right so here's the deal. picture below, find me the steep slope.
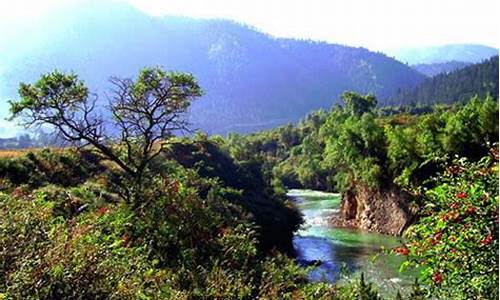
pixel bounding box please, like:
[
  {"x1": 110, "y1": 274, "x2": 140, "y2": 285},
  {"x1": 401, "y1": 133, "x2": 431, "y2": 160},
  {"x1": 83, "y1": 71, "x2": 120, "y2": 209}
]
[
  {"x1": 412, "y1": 61, "x2": 472, "y2": 77},
  {"x1": 386, "y1": 56, "x2": 499, "y2": 106},
  {"x1": 0, "y1": 0, "x2": 425, "y2": 135},
  {"x1": 385, "y1": 44, "x2": 498, "y2": 65}
]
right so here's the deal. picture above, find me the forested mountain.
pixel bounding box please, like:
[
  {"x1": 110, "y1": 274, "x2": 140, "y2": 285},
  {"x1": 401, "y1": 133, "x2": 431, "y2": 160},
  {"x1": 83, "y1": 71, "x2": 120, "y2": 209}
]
[
  {"x1": 385, "y1": 44, "x2": 498, "y2": 65},
  {"x1": 412, "y1": 61, "x2": 471, "y2": 77},
  {"x1": 0, "y1": 1, "x2": 426, "y2": 135},
  {"x1": 385, "y1": 56, "x2": 499, "y2": 106}
]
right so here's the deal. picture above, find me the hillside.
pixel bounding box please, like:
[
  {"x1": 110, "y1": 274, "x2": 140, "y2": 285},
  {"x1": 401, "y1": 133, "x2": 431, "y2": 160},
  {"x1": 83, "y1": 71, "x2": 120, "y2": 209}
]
[
  {"x1": 385, "y1": 56, "x2": 499, "y2": 106},
  {"x1": 222, "y1": 93, "x2": 499, "y2": 298},
  {"x1": 0, "y1": 1, "x2": 426, "y2": 135},
  {"x1": 412, "y1": 61, "x2": 471, "y2": 77},
  {"x1": 385, "y1": 44, "x2": 498, "y2": 65}
]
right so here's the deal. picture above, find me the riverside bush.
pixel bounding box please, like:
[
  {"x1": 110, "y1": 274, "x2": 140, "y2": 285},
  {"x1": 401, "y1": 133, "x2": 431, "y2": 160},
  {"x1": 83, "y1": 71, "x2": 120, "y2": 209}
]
[
  {"x1": 401, "y1": 151, "x2": 499, "y2": 299},
  {"x1": 0, "y1": 148, "x2": 340, "y2": 299}
]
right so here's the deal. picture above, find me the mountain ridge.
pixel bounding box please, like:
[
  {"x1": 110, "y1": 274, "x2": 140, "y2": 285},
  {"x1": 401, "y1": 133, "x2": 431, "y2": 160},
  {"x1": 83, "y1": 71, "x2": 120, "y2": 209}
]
[
  {"x1": 1, "y1": 1, "x2": 426, "y2": 134},
  {"x1": 385, "y1": 44, "x2": 498, "y2": 65},
  {"x1": 386, "y1": 56, "x2": 499, "y2": 106},
  {"x1": 411, "y1": 60, "x2": 472, "y2": 77}
]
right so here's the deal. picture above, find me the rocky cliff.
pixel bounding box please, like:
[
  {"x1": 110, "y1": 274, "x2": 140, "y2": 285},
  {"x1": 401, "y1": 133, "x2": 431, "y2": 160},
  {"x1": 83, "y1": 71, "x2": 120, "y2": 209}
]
[{"x1": 330, "y1": 185, "x2": 415, "y2": 235}]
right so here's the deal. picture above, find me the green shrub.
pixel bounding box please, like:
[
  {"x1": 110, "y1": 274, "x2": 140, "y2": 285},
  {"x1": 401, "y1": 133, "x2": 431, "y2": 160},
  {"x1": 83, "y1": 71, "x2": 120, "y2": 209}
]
[
  {"x1": 402, "y1": 153, "x2": 499, "y2": 299},
  {"x1": 0, "y1": 149, "x2": 103, "y2": 188},
  {"x1": 0, "y1": 156, "x2": 337, "y2": 299},
  {"x1": 335, "y1": 273, "x2": 382, "y2": 300}
]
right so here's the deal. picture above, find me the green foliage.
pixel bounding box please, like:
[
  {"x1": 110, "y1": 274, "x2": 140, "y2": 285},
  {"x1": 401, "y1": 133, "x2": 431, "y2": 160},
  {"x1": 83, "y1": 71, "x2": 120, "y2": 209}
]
[
  {"x1": 0, "y1": 140, "x2": 337, "y2": 299},
  {"x1": 342, "y1": 92, "x2": 378, "y2": 116},
  {"x1": 9, "y1": 67, "x2": 204, "y2": 204},
  {"x1": 164, "y1": 138, "x2": 303, "y2": 253},
  {"x1": 227, "y1": 93, "x2": 498, "y2": 198},
  {"x1": 3, "y1": 84, "x2": 499, "y2": 298},
  {"x1": 0, "y1": 149, "x2": 103, "y2": 188},
  {"x1": 385, "y1": 96, "x2": 498, "y2": 189},
  {"x1": 387, "y1": 56, "x2": 499, "y2": 106},
  {"x1": 407, "y1": 278, "x2": 428, "y2": 299},
  {"x1": 321, "y1": 109, "x2": 386, "y2": 191},
  {"x1": 402, "y1": 154, "x2": 499, "y2": 299},
  {"x1": 221, "y1": 93, "x2": 499, "y2": 298},
  {"x1": 9, "y1": 71, "x2": 88, "y2": 118},
  {"x1": 443, "y1": 96, "x2": 498, "y2": 158},
  {"x1": 335, "y1": 274, "x2": 382, "y2": 300}
]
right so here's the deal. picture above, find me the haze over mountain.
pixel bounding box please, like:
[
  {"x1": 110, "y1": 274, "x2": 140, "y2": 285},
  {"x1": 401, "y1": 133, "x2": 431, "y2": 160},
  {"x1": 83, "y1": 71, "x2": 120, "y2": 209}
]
[
  {"x1": 411, "y1": 61, "x2": 472, "y2": 77},
  {"x1": 0, "y1": 1, "x2": 427, "y2": 135},
  {"x1": 385, "y1": 44, "x2": 498, "y2": 65},
  {"x1": 386, "y1": 56, "x2": 499, "y2": 106}
]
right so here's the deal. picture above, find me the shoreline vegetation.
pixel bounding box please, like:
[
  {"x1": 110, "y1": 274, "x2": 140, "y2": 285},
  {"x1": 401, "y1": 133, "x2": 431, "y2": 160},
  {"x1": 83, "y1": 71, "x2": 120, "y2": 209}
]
[{"x1": 0, "y1": 67, "x2": 498, "y2": 299}]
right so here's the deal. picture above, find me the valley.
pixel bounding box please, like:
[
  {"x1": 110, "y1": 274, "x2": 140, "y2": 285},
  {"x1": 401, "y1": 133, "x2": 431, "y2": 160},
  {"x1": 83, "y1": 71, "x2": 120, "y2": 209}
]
[{"x1": 0, "y1": 1, "x2": 498, "y2": 299}]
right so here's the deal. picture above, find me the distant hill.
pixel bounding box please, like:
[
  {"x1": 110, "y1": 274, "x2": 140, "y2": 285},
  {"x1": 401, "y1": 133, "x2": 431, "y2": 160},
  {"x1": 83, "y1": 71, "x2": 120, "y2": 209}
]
[
  {"x1": 412, "y1": 61, "x2": 472, "y2": 77},
  {"x1": 385, "y1": 56, "x2": 499, "y2": 106},
  {"x1": 385, "y1": 44, "x2": 498, "y2": 65},
  {"x1": 0, "y1": 1, "x2": 425, "y2": 135}
]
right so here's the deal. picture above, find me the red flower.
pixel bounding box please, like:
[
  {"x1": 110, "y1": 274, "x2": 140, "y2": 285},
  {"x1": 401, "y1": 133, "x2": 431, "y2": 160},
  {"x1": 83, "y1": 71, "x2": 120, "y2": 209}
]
[
  {"x1": 447, "y1": 165, "x2": 462, "y2": 174},
  {"x1": 464, "y1": 206, "x2": 477, "y2": 216},
  {"x1": 121, "y1": 234, "x2": 130, "y2": 247},
  {"x1": 430, "y1": 232, "x2": 443, "y2": 246},
  {"x1": 481, "y1": 235, "x2": 493, "y2": 246},
  {"x1": 432, "y1": 271, "x2": 443, "y2": 284},
  {"x1": 443, "y1": 211, "x2": 461, "y2": 222},
  {"x1": 171, "y1": 181, "x2": 180, "y2": 194},
  {"x1": 456, "y1": 192, "x2": 467, "y2": 199},
  {"x1": 450, "y1": 248, "x2": 457, "y2": 253},
  {"x1": 98, "y1": 207, "x2": 108, "y2": 215},
  {"x1": 393, "y1": 247, "x2": 409, "y2": 256}
]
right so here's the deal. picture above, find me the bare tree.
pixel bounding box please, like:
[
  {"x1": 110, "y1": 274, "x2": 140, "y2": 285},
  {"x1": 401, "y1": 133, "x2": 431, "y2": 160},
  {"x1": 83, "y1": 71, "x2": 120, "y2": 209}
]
[
  {"x1": 9, "y1": 67, "x2": 202, "y2": 198},
  {"x1": 108, "y1": 68, "x2": 202, "y2": 183}
]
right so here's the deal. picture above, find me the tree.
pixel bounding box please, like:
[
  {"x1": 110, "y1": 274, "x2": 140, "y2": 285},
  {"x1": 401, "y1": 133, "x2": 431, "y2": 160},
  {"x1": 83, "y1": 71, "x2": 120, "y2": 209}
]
[
  {"x1": 342, "y1": 91, "x2": 377, "y2": 116},
  {"x1": 320, "y1": 98, "x2": 385, "y2": 191},
  {"x1": 9, "y1": 67, "x2": 202, "y2": 199}
]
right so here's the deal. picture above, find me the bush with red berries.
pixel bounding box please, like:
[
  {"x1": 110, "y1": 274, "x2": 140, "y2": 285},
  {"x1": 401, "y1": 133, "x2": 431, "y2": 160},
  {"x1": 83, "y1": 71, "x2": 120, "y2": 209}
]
[{"x1": 402, "y1": 152, "x2": 498, "y2": 299}]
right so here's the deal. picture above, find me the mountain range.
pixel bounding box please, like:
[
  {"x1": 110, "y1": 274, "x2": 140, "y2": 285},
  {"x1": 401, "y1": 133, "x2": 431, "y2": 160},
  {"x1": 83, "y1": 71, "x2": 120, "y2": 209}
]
[
  {"x1": 386, "y1": 56, "x2": 498, "y2": 106},
  {"x1": 0, "y1": 1, "x2": 497, "y2": 135},
  {"x1": 411, "y1": 61, "x2": 472, "y2": 77},
  {"x1": 385, "y1": 44, "x2": 498, "y2": 65}
]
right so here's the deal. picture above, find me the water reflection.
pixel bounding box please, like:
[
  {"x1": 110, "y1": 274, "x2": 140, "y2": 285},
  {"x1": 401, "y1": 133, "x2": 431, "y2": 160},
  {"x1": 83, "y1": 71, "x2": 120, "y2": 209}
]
[{"x1": 294, "y1": 236, "x2": 375, "y2": 282}]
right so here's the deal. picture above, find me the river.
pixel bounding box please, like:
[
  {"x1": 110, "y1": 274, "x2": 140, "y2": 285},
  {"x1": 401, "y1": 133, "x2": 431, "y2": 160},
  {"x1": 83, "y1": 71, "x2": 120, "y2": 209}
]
[{"x1": 289, "y1": 189, "x2": 418, "y2": 296}]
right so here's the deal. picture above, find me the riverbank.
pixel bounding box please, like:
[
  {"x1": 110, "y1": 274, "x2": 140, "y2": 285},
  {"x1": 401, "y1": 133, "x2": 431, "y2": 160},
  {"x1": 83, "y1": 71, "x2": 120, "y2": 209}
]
[{"x1": 288, "y1": 189, "x2": 418, "y2": 296}]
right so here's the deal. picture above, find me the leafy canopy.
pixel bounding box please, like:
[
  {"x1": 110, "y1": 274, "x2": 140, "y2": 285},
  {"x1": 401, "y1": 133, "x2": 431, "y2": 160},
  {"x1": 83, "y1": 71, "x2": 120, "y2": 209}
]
[{"x1": 9, "y1": 67, "x2": 202, "y2": 199}]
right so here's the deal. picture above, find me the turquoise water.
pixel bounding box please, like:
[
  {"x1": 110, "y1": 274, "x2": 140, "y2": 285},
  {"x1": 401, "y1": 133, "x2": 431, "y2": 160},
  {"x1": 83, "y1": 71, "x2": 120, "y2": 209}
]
[{"x1": 289, "y1": 189, "x2": 418, "y2": 296}]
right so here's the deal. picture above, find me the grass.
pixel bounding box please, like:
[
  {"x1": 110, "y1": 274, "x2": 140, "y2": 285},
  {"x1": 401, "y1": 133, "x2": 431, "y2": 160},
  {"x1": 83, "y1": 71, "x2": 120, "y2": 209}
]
[{"x1": 0, "y1": 148, "x2": 66, "y2": 159}]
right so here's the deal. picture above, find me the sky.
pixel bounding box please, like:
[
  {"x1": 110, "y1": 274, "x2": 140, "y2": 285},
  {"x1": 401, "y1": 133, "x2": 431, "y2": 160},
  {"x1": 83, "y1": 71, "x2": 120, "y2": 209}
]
[{"x1": 0, "y1": 0, "x2": 498, "y2": 51}]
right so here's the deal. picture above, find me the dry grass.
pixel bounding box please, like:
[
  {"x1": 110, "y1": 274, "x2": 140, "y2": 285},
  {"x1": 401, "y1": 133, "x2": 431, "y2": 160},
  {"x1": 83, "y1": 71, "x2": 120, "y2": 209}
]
[
  {"x1": 0, "y1": 147, "x2": 67, "y2": 159},
  {"x1": 377, "y1": 113, "x2": 419, "y2": 127},
  {"x1": 0, "y1": 149, "x2": 31, "y2": 158}
]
